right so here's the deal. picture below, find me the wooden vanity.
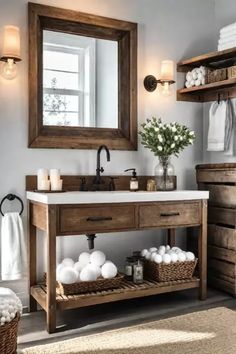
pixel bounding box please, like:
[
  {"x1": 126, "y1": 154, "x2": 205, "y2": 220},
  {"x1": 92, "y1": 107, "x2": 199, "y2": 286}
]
[{"x1": 27, "y1": 176, "x2": 208, "y2": 333}]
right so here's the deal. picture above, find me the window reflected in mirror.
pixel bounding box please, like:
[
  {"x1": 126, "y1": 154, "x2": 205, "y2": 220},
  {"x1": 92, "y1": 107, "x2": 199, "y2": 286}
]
[{"x1": 43, "y1": 30, "x2": 118, "y2": 129}]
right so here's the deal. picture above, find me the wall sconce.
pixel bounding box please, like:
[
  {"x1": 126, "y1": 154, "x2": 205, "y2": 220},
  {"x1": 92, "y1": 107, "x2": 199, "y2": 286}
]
[
  {"x1": 0, "y1": 26, "x2": 21, "y2": 80},
  {"x1": 144, "y1": 60, "x2": 175, "y2": 96}
]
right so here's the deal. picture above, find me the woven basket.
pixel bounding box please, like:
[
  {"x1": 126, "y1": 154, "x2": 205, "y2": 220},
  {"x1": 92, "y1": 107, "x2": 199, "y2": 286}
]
[
  {"x1": 45, "y1": 273, "x2": 124, "y2": 295},
  {"x1": 227, "y1": 66, "x2": 236, "y2": 79},
  {"x1": 205, "y1": 68, "x2": 227, "y2": 84},
  {"x1": 0, "y1": 313, "x2": 20, "y2": 354},
  {"x1": 144, "y1": 259, "x2": 197, "y2": 282}
]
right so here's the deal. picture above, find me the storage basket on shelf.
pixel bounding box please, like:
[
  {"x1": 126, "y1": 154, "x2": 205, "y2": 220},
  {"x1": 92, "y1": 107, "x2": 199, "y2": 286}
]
[
  {"x1": 0, "y1": 313, "x2": 20, "y2": 354},
  {"x1": 144, "y1": 259, "x2": 197, "y2": 282},
  {"x1": 205, "y1": 68, "x2": 227, "y2": 84},
  {"x1": 227, "y1": 65, "x2": 236, "y2": 79},
  {"x1": 45, "y1": 273, "x2": 124, "y2": 295}
]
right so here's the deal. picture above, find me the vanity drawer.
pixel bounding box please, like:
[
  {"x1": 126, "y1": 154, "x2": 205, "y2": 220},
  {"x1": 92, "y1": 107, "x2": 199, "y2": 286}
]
[
  {"x1": 59, "y1": 205, "x2": 136, "y2": 234},
  {"x1": 139, "y1": 201, "x2": 201, "y2": 228}
]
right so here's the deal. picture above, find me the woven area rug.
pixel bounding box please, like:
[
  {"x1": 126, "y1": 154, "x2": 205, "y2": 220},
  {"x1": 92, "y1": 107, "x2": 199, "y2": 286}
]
[{"x1": 22, "y1": 307, "x2": 236, "y2": 354}]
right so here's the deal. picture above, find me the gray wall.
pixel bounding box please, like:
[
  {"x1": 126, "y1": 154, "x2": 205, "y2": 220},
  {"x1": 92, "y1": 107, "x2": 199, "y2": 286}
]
[
  {"x1": 0, "y1": 0, "x2": 215, "y2": 305},
  {"x1": 203, "y1": 0, "x2": 236, "y2": 163}
]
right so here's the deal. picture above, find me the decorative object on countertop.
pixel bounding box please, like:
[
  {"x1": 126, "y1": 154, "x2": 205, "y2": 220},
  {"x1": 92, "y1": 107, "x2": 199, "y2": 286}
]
[
  {"x1": 217, "y1": 22, "x2": 236, "y2": 51},
  {"x1": 139, "y1": 118, "x2": 195, "y2": 191},
  {"x1": 0, "y1": 287, "x2": 22, "y2": 354},
  {"x1": 0, "y1": 195, "x2": 26, "y2": 281},
  {"x1": 37, "y1": 168, "x2": 50, "y2": 191},
  {"x1": 146, "y1": 179, "x2": 157, "y2": 191},
  {"x1": 141, "y1": 245, "x2": 197, "y2": 282},
  {"x1": 185, "y1": 66, "x2": 206, "y2": 88},
  {"x1": 207, "y1": 99, "x2": 233, "y2": 152},
  {"x1": 124, "y1": 168, "x2": 139, "y2": 191},
  {"x1": 53, "y1": 251, "x2": 122, "y2": 295},
  {"x1": 50, "y1": 169, "x2": 63, "y2": 191}
]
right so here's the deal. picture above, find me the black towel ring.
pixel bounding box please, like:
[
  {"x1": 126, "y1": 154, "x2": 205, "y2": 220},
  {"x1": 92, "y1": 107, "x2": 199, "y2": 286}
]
[{"x1": 0, "y1": 194, "x2": 24, "y2": 216}]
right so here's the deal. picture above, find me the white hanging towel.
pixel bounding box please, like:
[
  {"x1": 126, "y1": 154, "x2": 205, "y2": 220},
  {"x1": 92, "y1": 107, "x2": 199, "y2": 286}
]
[
  {"x1": 1, "y1": 212, "x2": 27, "y2": 280},
  {"x1": 207, "y1": 101, "x2": 227, "y2": 151}
]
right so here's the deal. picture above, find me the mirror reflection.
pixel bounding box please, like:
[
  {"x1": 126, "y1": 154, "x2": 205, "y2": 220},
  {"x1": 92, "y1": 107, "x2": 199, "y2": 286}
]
[{"x1": 43, "y1": 30, "x2": 118, "y2": 128}]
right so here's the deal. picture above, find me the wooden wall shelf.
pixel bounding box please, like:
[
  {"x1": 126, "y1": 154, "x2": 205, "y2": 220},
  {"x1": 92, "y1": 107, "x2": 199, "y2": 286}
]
[{"x1": 177, "y1": 47, "x2": 236, "y2": 102}]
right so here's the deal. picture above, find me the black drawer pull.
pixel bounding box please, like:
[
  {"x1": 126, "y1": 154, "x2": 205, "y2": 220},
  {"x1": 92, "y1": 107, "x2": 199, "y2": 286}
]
[
  {"x1": 160, "y1": 212, "x2": 180, "y2": 217},
  {"x1": 87, "y1": 216, "x2": 113, "y2": 222}
]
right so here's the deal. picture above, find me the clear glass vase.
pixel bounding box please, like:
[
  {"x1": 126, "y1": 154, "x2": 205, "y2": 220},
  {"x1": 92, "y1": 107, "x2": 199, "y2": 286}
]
[{"x1": 154, "y1": 157, "x2": 176, "y2": 191}]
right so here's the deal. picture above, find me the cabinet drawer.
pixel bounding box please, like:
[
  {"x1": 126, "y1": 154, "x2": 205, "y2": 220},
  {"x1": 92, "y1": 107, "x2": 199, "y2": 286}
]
[
  {"x1": 139, "y1": 201, "x2": 200, "y2": 228},
  {"x1": 59, "y1": 205, "x2": 136, "y2": 234}
]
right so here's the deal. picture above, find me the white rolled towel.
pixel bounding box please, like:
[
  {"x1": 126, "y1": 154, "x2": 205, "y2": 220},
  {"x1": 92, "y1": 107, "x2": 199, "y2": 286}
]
[
  {"x1": 186, "y1": 71, "x2": 192, "y2": 82},
  {"x1": 202, "y1": 77, "x2": 205, "y2": 85},
  {"x1": 190, "y1": 80, "x2": 195, "y2": 87},
  {"x1": 197, "y1": 72, "x2": 203, "y2": 80},
  {"x1": 195, "y1": 79, "x2": 201, "y2": 86},
  {"x1": 185, "y1": 81, "x2": 191, "y2": 88}
]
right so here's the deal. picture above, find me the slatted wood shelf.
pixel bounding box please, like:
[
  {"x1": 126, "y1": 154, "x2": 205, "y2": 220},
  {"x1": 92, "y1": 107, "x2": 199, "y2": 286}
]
[
  {"x1": 177, "y1": 47, "x2": 236, "y2": 72},
  {"x1": 31, "y1": 277, "x2": 200, "y2": 311},
  {"x1": 177, "y1": 47, "x2": 236, "y2": 102}
]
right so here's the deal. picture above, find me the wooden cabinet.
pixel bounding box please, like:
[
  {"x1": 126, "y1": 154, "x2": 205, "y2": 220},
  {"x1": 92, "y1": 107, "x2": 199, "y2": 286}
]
[
  {"x1": 27, "y1": 181, "x2": 208, "y2": 334},
  {"x1": 196, "y1": 163, "x2": 236, "y2": 296}
]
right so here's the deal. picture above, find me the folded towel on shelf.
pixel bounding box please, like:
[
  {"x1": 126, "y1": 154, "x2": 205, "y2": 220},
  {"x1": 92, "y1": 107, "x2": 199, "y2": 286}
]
[
  {"x1": 218, "y1": 35, "x2": 236, "y2": 45},
  {"x1": 1, "y1": 212, "x2": 27, "y2": 280},
  {"x1": 218, "y1": 41, "x2": 236, "y2": 51},
  {"x1": 207, "y1": 101, "x2": 227, "y2": 151},
  {"x1": 220, "y1": 22, "x2": 236, "y2": 35}
]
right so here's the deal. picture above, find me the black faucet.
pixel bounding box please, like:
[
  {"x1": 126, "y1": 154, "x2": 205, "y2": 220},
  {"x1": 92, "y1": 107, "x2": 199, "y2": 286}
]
[{"x1": 93, "y1": 145, "x2": 110, "y2": 187}]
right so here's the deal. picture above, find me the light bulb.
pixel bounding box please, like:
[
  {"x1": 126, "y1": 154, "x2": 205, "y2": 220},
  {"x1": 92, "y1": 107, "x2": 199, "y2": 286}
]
[
  {"x1": 0, "y1": 59, "x2": 18, "y2": 80},
  {"x1": 161, "y1": 82, "x2": 172, "y2": 96}
]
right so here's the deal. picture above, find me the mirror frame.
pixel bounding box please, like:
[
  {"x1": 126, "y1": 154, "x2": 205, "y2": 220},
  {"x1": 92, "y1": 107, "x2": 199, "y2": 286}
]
[{"x1": 28, "y1": 2, "x2": 137, "y2": 150}]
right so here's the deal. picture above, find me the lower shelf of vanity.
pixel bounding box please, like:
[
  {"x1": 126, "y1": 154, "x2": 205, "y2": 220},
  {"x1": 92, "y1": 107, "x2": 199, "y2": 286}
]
[{"x1": 31, "y1": 277, "x2": 200, "y2": 311}]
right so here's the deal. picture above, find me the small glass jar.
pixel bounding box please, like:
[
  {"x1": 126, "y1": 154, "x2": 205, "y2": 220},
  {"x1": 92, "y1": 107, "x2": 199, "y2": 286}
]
[
  {"x1": 125, "y1": 256, "x2": 135, "y2": 281},
  {"x1": 133, "y1": 260, "x2": 143, "y2": 284}
]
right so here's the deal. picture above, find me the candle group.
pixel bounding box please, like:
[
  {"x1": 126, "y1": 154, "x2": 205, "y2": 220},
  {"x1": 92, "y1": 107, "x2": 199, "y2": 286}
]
[{"x1": 37, "y1": 168, "x2": 63, "y2": 191}]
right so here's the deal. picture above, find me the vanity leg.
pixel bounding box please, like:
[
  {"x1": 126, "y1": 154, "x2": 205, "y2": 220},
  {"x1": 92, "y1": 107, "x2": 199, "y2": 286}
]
[
  {"x1": 167, "y1": 228, "x2": 175, "y2": 247},
  {"x1": 46, "y1": 205, "x2": 57, "y2": 333},
  {"x1": 198, "y1": 199, "x2": 207, "y2": 300},
  {"x1": 28, "y1": 202, "x2": 37, "y2": 312}
]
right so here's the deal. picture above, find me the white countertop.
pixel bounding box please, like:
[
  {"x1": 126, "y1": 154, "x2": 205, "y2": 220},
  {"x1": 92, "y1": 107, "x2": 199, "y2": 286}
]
[{"x1": 26, "y1": 190, "x2": 209, "y2": 205}]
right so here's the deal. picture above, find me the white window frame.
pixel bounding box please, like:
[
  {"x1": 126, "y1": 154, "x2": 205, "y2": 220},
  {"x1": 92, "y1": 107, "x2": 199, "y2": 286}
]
[{"x1": 43, "y1": 35, "x2": 96, "y2": 127}]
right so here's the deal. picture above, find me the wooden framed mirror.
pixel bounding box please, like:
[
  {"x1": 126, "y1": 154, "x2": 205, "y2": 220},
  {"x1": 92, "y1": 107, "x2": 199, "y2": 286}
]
[{"x1": 28, "y1": 2, "x2": 137, "y2": 150}]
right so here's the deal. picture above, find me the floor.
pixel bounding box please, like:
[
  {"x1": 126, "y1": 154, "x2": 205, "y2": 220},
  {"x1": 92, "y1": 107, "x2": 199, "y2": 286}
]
[{"x1": 18, "y1": 287, "x2": 236, "y2": 352}]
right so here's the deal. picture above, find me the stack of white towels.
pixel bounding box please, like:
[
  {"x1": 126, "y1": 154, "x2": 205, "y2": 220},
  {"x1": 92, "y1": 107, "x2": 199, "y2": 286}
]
[
  {"x1": 218, "y1": 22, "x2": 236, "y2": 51},
  {"x1": 185, "y1": 66, "x2": 206, "y2": 88}
]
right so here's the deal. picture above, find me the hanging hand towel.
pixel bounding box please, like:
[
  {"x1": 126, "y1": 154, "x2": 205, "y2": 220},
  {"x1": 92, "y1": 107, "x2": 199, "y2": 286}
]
[
  {"x1": 1, "y1": 212, "x2": 27, "y2": 280},
  {"x1": 207, "y1": 101, "x2": 227, "y2": 151},
  {"x1": 224, "y1": 99, "x2": 233, "y2": 151}
]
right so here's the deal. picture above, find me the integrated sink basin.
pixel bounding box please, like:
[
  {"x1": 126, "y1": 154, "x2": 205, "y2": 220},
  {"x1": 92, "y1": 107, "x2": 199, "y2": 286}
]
[{"x1": 27, "y1": 190, "x2": 209, "y2": 205}]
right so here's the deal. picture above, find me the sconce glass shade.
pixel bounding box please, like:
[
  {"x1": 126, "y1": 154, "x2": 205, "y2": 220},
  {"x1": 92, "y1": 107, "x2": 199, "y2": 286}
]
[
  {"x1": 0, "y1": 59, "x2": 18, "y2": 80},
  {"x1": 1, "y1": 26, "x2": 21, "y2": 61},
  {"x1": 160, "y1": 60, "x2": 174, "y2": 81},
  {"x1": 161, "y1": 81, "x2": 173, "y2": 96}
]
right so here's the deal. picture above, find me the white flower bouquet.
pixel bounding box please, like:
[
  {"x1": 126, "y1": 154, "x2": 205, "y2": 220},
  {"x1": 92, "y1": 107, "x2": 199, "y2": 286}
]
[
  {"x1": 139, "y1": 117, "x2": 196, "y2": 190},
  {"x1": 139, "y1": 117, "x2": 195, "y2": 160}
]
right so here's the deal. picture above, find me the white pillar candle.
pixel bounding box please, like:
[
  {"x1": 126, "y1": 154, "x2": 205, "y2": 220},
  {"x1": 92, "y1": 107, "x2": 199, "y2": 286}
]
[
  {"x1": 39, "y1": 179, "x2": 50, "y2": 191},
  {"x1": 50, "y1": 169, "x2": 60, "y2": 180},
  {"x1": 51, "y1": 179, "x2": 63, "y2": 191},
  {"x1": 37, "y1": 168, "x2": 48, "y2": 190}
]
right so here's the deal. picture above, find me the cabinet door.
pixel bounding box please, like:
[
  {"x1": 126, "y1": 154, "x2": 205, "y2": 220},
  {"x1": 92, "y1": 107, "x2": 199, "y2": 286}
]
[
  {"x1": 59, "y1": 204, "x2": 136, "y2": 234},
  {"x1": 139, "y1": 201, "x2": 201, "y2": 228}
]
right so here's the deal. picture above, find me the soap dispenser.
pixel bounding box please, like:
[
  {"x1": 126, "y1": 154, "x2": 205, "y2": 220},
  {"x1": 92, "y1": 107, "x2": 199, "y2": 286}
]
[{"x1": 124, "y1": 168, "x2": 139, "y2": 191}]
